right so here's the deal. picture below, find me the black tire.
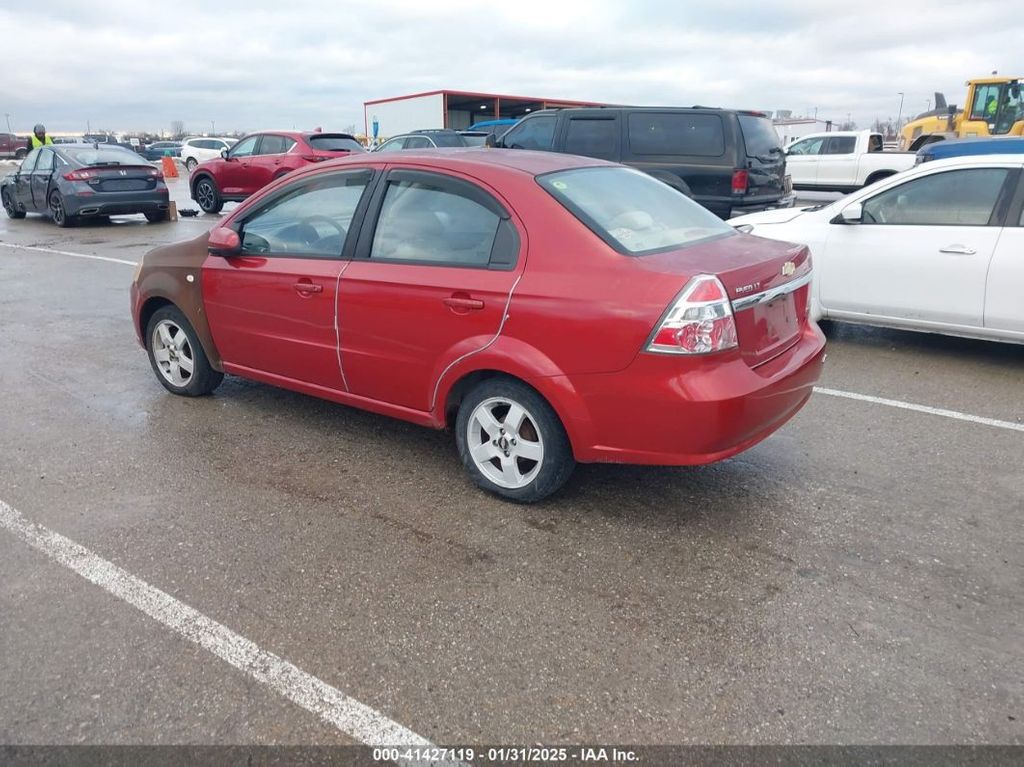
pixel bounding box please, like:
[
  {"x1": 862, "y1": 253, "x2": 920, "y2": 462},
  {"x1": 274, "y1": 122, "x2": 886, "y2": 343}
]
[
  {"x1": 145, "y1": 210, "x2": 168, "y2": 223},
  {"x1": 185, "y1": 157, "x2": 198, "y2": 172},
  {"x1": 455, "y1": 377, "x2": 575, "y2": 503},
  {"x1": 49, "y1": 191, "x2": 75, "y2": 228},
  {"x1": 145, "y1": 305, "x2": 223, "y2": 397},
  {"x1": 2, "y1": 189, "x2": 25, "y2": 219},
  {"x1": 193, "y1": 176, "x2": 223, "y2": 214}
]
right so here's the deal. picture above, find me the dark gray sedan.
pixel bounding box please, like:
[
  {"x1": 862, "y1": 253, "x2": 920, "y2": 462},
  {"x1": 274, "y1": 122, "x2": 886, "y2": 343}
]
[{"x1": 1, "y1": 144, "x2": 170, "y2": 227}]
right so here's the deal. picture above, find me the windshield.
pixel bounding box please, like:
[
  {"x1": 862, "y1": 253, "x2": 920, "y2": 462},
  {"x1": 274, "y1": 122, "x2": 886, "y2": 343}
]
[
  {"x1": 538, "y1": 166, "x2": 734, "y2": 255},
  {"x1": 308, "y1": 135, "x2": 364, "y2": 152},
  {"x1": 63, "y1": 146, "x2": 151, "y2": 166},
  {"x1": 738, "y1": 114, "x2": 783, "y2": 158}
]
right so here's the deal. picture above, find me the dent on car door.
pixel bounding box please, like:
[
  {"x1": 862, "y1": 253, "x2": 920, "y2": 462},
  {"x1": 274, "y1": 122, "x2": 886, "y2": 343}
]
[
  {"x1": 201, "y1": 168, "x2": 375, "y2": 389},
  {"x1": 984, "y1": 169, "x2": 1024, "y2": 334},
  {"x1": 338, "y1": 169, "x2": 523, "y2": 412},
  {"x1": 821, "y1": 167, "x2": 1014, "y2": 327}
]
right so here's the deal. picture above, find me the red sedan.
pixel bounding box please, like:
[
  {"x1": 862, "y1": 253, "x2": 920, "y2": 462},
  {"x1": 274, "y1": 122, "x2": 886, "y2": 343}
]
[
  {"x1": 189, "y1": 130, "x2": 364, "y2": 214},
  {"x1": 132, "y1": 150, "x2": 825, "y2": 502}
]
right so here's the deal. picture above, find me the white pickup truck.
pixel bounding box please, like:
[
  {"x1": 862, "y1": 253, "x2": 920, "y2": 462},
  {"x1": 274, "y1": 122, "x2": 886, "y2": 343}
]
[{"x1": 784, "y1": 130, "x2": 916, "y2": 192}]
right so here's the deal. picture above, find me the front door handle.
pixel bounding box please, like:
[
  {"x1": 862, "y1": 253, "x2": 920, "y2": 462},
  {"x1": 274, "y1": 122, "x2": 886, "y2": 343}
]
[
  {"x1": 443, "y1": 295, "x2": 485, "y2": 312},
  {"x1": 293, "y1": 281, "x2": 323, "y2": 295},
  {"x1": 939, "y1": 244, "x2": 976, "y2": 255}
]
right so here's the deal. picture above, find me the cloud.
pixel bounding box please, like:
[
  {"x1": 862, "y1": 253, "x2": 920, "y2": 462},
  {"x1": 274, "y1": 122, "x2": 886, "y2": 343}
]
[{"x1": 0, "y1": 1, "x2": 1020, "y2": 134}]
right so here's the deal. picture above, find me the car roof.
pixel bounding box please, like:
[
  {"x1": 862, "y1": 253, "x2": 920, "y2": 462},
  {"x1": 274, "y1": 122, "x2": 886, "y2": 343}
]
[
  {"x1": 922, "y1": 137, "x2": 1024, "y2": 154},
  {"x1": 909, "y1": 153, "x2": 1024, "y2": 170},
  {"x1": 317, "y1": 147, "x2": 613, "y2": 176}
]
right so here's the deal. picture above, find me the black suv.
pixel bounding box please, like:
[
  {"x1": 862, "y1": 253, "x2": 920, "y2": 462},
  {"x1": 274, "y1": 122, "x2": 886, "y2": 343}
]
[{"x1": 495, "y1": 107, "x2": 793, "y2": 219}]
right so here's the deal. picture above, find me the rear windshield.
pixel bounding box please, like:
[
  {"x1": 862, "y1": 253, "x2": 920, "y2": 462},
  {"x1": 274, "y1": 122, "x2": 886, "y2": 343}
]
[
  {"x1": 538, "y1": 166, "x2": 733, "y2": 255},
  {"x1": 429, "y1": 133, "x2": 466, "y2": 148},
  {"x1": 460, "y1": 133, "x2": 488, "y2": 146},
  {"x1": 63, "y1": 146, "x2": 151, "y2": 166},
  {"x1": 738, "y1": 114, "x2": 782, "y2": 158},
  {"x1": 307, "y1": 135, "x2": 364, "y2": 152}
]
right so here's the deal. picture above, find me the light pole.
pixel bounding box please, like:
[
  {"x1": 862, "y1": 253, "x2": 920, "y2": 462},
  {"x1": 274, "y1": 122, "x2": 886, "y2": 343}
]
[
  {"x1": 896, "y1": 92, "x2": 905, "y2": 131},
  {"x1": 211, "y1": 120, "x2": 215, "y2": 136},
  {"x1": 3, "y1": 113, "x2": 10, "y2": 133}
]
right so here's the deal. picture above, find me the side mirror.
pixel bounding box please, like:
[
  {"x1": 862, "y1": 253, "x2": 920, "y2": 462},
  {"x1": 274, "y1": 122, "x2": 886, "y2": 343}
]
[
  {"x1": 838, "y1": 202, "x2": 863, "y2": 224},
  {"x1": 208, "y1": 226, "x2": 241, "y2": 256},
  {"x1": 220, "y1": 148, "x2": 229, "y2": 160}
]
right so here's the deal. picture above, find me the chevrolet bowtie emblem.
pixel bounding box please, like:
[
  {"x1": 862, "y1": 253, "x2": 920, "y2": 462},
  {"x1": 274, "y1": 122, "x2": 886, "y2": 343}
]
[{"x1": 782, "y1": 261, "x2": 796, "y2": 277}]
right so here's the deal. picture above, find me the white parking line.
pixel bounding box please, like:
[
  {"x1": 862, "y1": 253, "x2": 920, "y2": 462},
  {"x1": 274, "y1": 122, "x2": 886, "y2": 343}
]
[
  {"x1": 0, "y1": 241, "x2": 136, "y2": 266},
  {"x1": 0, "y1": 498, "x2": 435, "y2": 748},
  {"x1": 814, "y1": 387, "x2": 1024, "y2": 433}
]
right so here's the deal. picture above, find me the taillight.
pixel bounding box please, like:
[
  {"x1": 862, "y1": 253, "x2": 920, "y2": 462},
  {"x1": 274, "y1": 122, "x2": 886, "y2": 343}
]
[
  {"x1": 646, "y1": 275, "x2": 738, "y2": 355},
  {"x1": 148, "y1": 168, "x2": 164, "y2": 180},
  {"x1": 731, "y1": 169, "x2": 749, "y2": 194},
  {"x1": 64, "y1": 169, "x2": 98, "y2": 181}
]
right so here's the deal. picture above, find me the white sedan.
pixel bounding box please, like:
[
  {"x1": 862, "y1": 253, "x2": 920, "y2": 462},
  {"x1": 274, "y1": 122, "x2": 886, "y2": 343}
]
[{"x1": 730, "y1": 155, "x2": 1024, "y2": 345}]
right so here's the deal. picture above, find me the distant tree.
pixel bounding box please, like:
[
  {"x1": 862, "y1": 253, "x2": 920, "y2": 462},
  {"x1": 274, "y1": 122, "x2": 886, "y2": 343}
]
[
  {"x1": 170, "y1": 120, "x2": 185, "y2": 139},
  {"x1": 343, "y1": 124, "x2": 357, "y2": 135}
]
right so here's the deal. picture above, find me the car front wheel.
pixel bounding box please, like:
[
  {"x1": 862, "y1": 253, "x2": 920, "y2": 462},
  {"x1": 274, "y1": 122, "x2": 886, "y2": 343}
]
[
  {"x1": 146, "y1": 305, "x2": 223, "y2": 396},
  {"x1": 193, "y1": 176, "x2": 223, "y2": 214},
  {"x1": 455, "y1": 378, "x2": 575, "y2": 503},
  {"x1": 2, "y1": 189, "x2": 25, "y2": 219}
]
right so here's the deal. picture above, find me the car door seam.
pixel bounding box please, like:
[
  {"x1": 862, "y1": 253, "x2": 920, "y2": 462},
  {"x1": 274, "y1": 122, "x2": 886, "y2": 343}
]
[
  {"x1": 429, "y1": 271, "x2": 524, "y2": 413},
  {"x1": 334, "y1": 261, "x2": 351, "y2": 392}
]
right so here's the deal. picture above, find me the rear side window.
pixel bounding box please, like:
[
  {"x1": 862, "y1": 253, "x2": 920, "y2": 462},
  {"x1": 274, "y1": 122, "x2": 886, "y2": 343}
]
[
  {"x1": 738, "y1": 114, "x2": 782, "y2": 158},
  {"x1": 503, "y1": 115, "x2": 556, "y2": 150},
  {"x1": 308, "y1": 135, "x2": 364, "y2": 152},
  {"x1": 823, "y1": 136, "x2": 856, "y2": 154},
  {"x1": 369, "y1": 178, "x2": 506, "y2": 267},
  {"x1": 538, "y1": 166, "x2": 733, "y2": 255},
  {"x1": 628, "y1": 113, "x2": 725, "y2": 157},
  {"x1": 258, "y1": 135, "x2": 296, "y2": 155},
  {"x1": 565, "y1": 119, "x2": 618, "y2": 160}
]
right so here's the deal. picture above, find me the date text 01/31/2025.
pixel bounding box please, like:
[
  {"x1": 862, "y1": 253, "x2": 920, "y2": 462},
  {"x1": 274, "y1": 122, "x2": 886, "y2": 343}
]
[{"x1": 372, "y1": 746, "x2": 640, "y2": 763}]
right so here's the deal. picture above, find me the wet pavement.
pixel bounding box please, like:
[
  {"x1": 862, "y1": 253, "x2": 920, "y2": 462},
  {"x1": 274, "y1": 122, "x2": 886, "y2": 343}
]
[{"x1": 0, "y1": 185, "x2": 1022, "y2": 746}]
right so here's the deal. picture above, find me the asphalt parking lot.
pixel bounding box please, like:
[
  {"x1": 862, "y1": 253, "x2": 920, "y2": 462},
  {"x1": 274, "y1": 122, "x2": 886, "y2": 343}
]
[{"x1": 1, "y1": 174, "x2": 1022, "y2": 749}]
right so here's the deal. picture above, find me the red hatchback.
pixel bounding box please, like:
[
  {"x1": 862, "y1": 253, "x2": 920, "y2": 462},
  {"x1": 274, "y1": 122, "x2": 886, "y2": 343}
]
[
  {"x1": 133, "y1": 150, "x2": 825, "y2": 502},
  {"x1": 189, "y1": 130, "x2": 364, "y2": 214}
]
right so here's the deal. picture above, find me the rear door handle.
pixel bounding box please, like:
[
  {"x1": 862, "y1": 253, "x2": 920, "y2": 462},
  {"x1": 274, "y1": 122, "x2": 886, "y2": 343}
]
[
  {"x1": 939, "y1": 244, "x2": 976, "y2": 255},
  {"x1": 443, "y1": 296, "x2": 485, "y2": 311},
  {"x1": 293, "y1": 281, "x2": 323, "y2": 295}
]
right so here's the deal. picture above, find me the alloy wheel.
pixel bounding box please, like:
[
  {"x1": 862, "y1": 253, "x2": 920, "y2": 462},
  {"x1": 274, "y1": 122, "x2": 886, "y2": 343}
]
[
  {"x1": 465, "y1": 397, "x2": 545, "y2": 489},
  {"x1": 151, "y1": 319, "x2": 195, "y2": 387},
  {"x1": 196, "y1": 180, "x2": 215, "y2": 210}
]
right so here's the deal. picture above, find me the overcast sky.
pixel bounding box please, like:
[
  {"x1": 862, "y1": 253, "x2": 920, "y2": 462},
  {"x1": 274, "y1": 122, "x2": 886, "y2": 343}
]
[{"x1": 1, "y1": 0, "x2": 1021, "y2": 136}]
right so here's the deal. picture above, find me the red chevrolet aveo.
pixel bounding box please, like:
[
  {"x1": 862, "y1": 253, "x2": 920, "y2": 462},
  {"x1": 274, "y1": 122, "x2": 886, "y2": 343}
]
[{"x1": 132, "y1": 150, "x2": 825, "y2": 502}]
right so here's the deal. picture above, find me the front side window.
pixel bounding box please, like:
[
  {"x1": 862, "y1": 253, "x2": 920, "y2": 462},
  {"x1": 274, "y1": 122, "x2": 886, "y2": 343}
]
[
  {"x1": 538, "y1": 166, "x2": 733, "y2": 255},
  {"x1": 258, "y1": 135, "x2": 295, "y2": 155},
  {"x1": 970, "y1": 84, "x2": 1002, "y2": 121},
  {"x1": 502, "y1": 115, "x2": 556, "y2": 150},
  {"x1": 565, "y1": 119, "x2": 618, "y2": 160},
  {"x1": 861, "y1": 168, "x2": 1010, "y2": 226},
  {"x1": 375, "y1": 138, "x2": 405, "y2": 153},
  {"x1": 230, "y1": 136, "x2": 259, "y2": 158},
  {"x1": 239, "y1": 170, "x2": 372, "y2": 257},
  {"x1": 823, "y1": 136, "x2": 856, "y2": 154},
  {"x1": 787, "y1": 137, "x2": 825, "y2": 156},
  {"x1": 369, "y1": 179, "x2": 502, "y2": 266},
  {"x1": 20, "y1": 149, "x2": 41, "y2": 171}
]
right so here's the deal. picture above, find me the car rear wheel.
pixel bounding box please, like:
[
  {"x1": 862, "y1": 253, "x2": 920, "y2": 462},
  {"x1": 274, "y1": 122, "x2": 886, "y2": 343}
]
[
  {"x1": 185, "y1": 157, "x2": 198, "y2": 172},
  {"x1": 455, "y1": 378, "x2": 575, "y2": 503},
  {"x1": 194, "y1": 176, "x2": 223, "y2": 214},
  {"x1": 2, "y1": 189, "x2": 25, "y2": 219},
  {"x1": 146, "y1": 306, "x2": 223, "y2": 397},
  {"x1": 49, "y1": 191, "x2": 75, "y2": 228}
]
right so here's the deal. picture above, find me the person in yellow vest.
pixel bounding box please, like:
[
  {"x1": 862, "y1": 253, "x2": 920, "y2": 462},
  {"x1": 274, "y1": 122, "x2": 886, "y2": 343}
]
[{"x1": 27, "y1": 123, "x2": 53, "y2": 152}]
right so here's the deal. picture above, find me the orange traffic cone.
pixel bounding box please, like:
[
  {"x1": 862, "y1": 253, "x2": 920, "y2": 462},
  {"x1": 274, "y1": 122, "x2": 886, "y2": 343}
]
[{"x1": 161, "y1": 155, "x2": 179, "y2": 178}]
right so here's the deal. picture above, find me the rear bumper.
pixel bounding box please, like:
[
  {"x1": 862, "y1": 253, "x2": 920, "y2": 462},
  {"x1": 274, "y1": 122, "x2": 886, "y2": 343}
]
[
  {"x1": 64, "y1": 189, "x2": 169, "y2": 217},
  {"x1": 701, "y1": 193, "x2": 796, "y2": 219},
  {"x1": 549, "y1": 322, "x2": 826, "y2": 465}
]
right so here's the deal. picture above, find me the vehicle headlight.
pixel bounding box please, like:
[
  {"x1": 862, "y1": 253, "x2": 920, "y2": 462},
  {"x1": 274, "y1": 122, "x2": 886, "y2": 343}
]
[{"x1": 132, "y1": 260, "x2": 143, "y2": 282}]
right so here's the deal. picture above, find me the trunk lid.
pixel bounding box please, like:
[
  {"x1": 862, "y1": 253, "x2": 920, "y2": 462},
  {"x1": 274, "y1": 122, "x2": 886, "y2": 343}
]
[
  {"x1": 85, "y1": 165, "x2": 160, "y2": 193},
  {"x1": 638, "y1": 232, "x2": 812, "y2": 367}
]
